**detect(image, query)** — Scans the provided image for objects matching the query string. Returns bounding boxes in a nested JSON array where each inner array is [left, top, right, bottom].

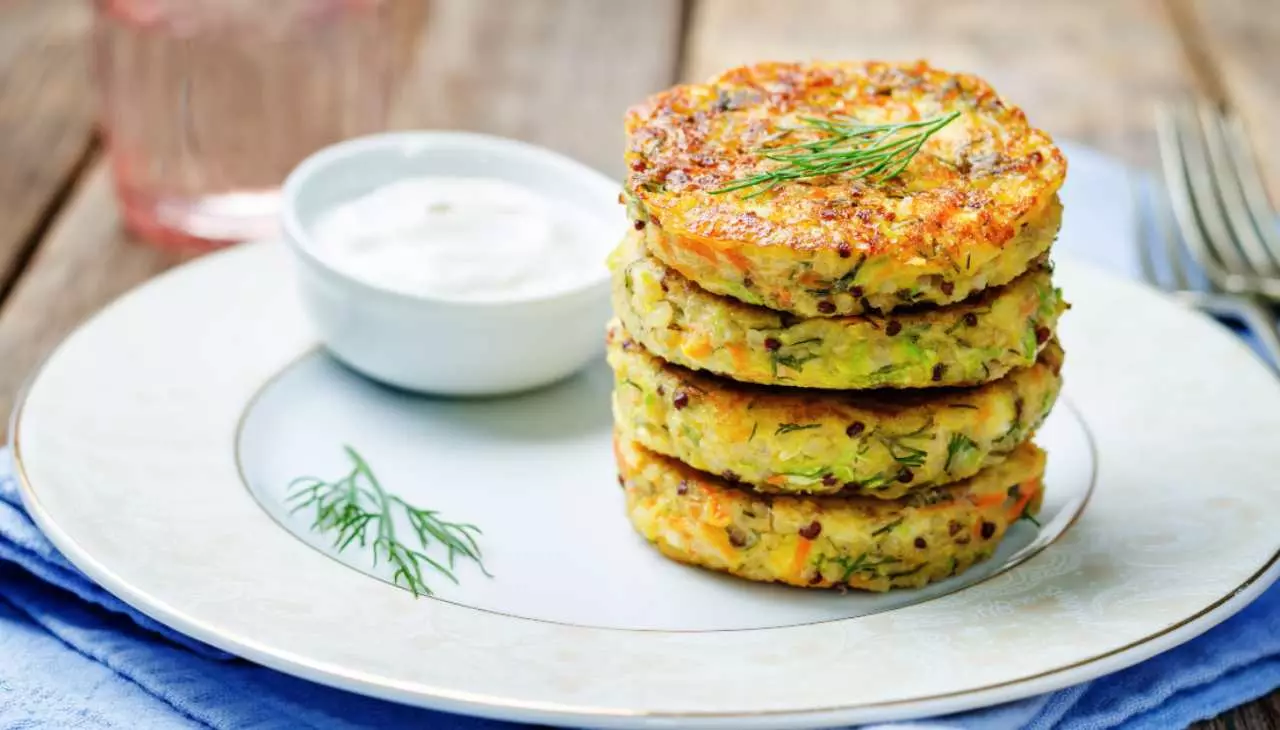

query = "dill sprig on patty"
[[712, 111, 961, 197]]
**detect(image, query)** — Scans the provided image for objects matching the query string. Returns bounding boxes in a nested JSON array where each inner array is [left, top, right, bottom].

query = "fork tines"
[[1156, 100, 1280, 299]]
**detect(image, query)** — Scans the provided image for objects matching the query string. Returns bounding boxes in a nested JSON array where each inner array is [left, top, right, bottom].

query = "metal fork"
[[1157, 100, 1280, 298], [1140, 103, 1280, 371]]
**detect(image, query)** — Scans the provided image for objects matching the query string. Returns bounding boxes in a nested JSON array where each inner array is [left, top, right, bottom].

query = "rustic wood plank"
[[390, 0, 685, 177], [683, 0, 1194, 169], [1164, 0, 1231, 105], [1185, 0, 1280, 204], [0, 0, 97, 301], [1197, 688, 1280, 730], [0, 0, 687, 438], [1196, 685, 1280, 726]]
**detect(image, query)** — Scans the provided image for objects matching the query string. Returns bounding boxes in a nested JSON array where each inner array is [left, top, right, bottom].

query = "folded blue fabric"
[[1, 450, 1278, 729]]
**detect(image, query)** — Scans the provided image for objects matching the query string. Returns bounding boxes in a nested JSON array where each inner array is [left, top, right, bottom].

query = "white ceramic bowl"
[[281, 131, 623, 396]]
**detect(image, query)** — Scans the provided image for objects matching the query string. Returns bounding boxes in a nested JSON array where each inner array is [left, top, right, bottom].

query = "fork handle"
[[1183, 292, 1280, 373]]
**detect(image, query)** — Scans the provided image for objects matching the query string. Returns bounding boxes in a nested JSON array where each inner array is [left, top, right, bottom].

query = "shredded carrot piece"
[[727, 344, 748, 371], [791, 537, 813, 577], [798, 270, 825, 287], [765, 475, 788, 487], [702, 494, 732, 527], [720, 246, 753, 273], [969, 491, 1007, 509], [977, 399, 994, 426], [1007, 478, 1041, 520], [684, 339, 714, 359], [674, 233, 752, 273], [683, 238, 721, 265]]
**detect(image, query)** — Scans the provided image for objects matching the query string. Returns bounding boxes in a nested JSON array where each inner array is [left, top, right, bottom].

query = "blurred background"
[[0, 2, 1275, 451], [0, 0, 1276, 725], [2, 0, 1275, 451]]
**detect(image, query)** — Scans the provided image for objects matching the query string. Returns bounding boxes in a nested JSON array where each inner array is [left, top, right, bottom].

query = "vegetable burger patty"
[[610, 231, 1066, 390], [624, 60, 1066, 317], [618, 436, 1046, 591], [608, 320, 1062, 497]]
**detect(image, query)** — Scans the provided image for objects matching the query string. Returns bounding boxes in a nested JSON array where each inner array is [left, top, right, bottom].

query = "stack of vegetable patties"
[[608, 60, 1067, 591]]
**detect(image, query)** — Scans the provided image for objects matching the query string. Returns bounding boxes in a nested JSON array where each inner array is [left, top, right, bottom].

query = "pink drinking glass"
[[92, 0, 394, 250]]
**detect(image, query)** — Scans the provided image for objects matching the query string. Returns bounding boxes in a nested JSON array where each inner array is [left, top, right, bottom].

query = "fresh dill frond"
[[944, 433, 978, 473], [870, 517, 905, 536], [833, 255, 867, 292], [820, 552, 899, 583], [850, 471, 892, 491], [712, 111, 962, 198], [776, 422, 822, 436], [884, 443, 928, 468], [786, 338, 823, 348], [771, 351, 820, 375], [287, 446, 490, 597], [998, 397, 1025, 443], [768, 338, 824, 377], [877, 419, 934, 468]]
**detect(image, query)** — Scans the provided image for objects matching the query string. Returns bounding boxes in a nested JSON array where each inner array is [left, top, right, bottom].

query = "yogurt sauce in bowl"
[[311, 177, 607, 302], [281, 131, 623, 395]]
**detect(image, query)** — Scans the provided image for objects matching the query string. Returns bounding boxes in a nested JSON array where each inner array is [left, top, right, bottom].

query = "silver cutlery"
[[1139, 100, 1280, 371], [1157, 101, 1280, 299]]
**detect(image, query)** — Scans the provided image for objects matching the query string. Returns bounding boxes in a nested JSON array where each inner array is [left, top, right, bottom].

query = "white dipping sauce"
[[311, 177, 607, 301]]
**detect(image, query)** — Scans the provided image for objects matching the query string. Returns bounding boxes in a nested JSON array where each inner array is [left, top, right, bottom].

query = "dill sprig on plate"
[[712, 111, 961, 198], [286, 446, 490, 597]]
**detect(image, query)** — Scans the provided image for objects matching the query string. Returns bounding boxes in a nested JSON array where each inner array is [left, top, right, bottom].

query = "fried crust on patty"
[[618, 436, 1046, 591], [610, 231, 1066, 390], [609, 320, 1062, 496], [625, 60, 1066, 316]]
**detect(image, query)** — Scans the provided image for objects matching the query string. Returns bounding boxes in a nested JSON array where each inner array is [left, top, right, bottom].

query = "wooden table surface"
[[1, 0, 1276, 726]]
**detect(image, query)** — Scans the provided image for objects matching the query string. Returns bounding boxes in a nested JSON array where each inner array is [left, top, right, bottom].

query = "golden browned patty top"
[[624, 60, 1066, 314]]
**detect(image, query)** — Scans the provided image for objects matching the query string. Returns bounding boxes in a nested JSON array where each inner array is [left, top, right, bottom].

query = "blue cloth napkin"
[[1, 453, 1278, 729], [2, 144, 1278, 728]]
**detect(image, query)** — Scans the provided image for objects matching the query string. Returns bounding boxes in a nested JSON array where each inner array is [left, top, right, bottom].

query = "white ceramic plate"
[[11, 145, 1280, 728]]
